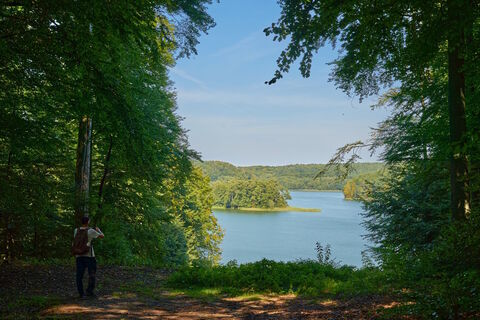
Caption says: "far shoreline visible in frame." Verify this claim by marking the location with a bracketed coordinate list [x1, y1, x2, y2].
[289, 189, 342, 192]
[212, 206, 321, 213]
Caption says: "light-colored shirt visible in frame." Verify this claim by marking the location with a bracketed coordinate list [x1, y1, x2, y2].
[73, 227, 103, 258]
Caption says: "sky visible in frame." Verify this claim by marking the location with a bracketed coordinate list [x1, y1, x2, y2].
[170, 0, 390, 166]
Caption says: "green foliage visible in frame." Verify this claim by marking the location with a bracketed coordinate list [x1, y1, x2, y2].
[168, 259, 386, 298]
[164, 167, 224, 265]
[343, 170, 386, 201]
[425, 229, 480, 318]
[265, 0, 454, 95]
[267, 0, 480, 317]
[198, 161, 384, 191]
[196, 161, 246, 181]
[315, 242, 338, 267]
[0, 1, 221, 267]
[211, 178, 290, 209]
[357, 60, 476, 317]
[377, 215, 480, 319]
[363, 165, 450, 254]
[356, 64, 477, 317]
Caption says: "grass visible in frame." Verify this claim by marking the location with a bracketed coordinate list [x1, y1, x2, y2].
[166, 288, 273, 302]
[212, 206, 321, 212]
[0, 262, 399, 320]
[113, 276, 271, 303]
[110, 259, 387, 304]
[167, 259, 387, 299]
[2, 295, 63, 319]
[166, 288, 228, 302]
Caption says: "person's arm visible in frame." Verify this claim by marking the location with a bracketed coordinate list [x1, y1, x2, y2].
[94, 227, 104, 239]
[87, 227, 104, 240]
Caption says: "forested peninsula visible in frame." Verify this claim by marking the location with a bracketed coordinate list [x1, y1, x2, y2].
[211, 178, 320, 212]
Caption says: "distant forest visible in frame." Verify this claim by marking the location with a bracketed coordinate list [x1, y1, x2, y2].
[196, 161, 384, 192]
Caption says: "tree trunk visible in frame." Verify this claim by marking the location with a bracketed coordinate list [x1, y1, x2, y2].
[98, 135, 113, 209]
[465, 0, 479, 212]
[4, 151, 12, 262]
[447, 0, 470, 221]
[74, 116, 93, 226]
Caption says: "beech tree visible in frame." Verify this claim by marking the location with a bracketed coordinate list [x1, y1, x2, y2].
[266, 2, 480, 316]
[265, 0, 479, 220]
[0, 1, 222, 264]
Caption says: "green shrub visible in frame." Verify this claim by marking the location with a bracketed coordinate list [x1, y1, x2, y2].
[372, 213, 480, 319]
[167, 259, 387, 297]
[400, 216, 480, 319]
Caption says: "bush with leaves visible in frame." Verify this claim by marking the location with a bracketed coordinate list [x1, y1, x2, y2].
[168, 259, 387, 297]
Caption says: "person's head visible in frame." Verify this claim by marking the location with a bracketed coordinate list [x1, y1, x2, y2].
[81, 216, 90, 226]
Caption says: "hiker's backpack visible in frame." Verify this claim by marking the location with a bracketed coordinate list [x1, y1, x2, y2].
[71, 228, 90, 256]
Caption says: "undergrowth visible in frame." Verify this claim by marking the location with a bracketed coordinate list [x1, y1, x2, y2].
[1, 295, 63, 319]
[167, 259, 387, 298]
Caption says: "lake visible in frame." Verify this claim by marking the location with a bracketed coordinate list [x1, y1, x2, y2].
[213, 191, 370, 267]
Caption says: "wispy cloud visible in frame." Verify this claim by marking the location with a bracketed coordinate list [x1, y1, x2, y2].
[210, 31, 277, 64]
[176, 88, 353, 110]
[169, 67, 207, 89]
[212, 32, 258, 57]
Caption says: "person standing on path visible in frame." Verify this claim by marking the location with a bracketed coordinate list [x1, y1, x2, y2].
[73, 216, 104, 298]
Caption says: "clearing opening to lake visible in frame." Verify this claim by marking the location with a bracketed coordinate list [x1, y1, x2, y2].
[213, 191, 369, 267]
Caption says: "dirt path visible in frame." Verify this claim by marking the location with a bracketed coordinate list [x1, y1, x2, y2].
[41, 293, 398, 319]
[0, 264, 402, 319]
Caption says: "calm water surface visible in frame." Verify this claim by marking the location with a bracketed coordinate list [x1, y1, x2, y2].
[213, 191, 369, 267]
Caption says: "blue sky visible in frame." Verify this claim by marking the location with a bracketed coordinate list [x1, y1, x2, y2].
[170, 0, 390, 166]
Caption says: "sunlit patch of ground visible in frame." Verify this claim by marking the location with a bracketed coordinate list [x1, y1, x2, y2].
[41, 292, 403, 319]
[1, 264, 411, 320]
[318, 299, 338, 306]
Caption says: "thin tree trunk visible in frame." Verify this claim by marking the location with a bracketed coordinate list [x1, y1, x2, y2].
[74, 116, 93, 226]
[447, 0, 470, 221]
[98, 135, 113, 209]
[3, 216, 8, 263]
[33, 222, 38, 257]
[4, 150, 12, 262]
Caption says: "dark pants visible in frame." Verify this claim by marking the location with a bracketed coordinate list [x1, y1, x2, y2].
[76, 257, 97, 296]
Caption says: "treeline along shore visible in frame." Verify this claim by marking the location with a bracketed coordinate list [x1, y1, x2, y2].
[197, 160, 384, 202]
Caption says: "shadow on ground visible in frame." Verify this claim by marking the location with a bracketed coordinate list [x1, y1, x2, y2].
[42, 293, 398, 319]
[1, 264, 401, 319]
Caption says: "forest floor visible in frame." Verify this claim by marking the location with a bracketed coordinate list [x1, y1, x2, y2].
[0, 264, 408, 319]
